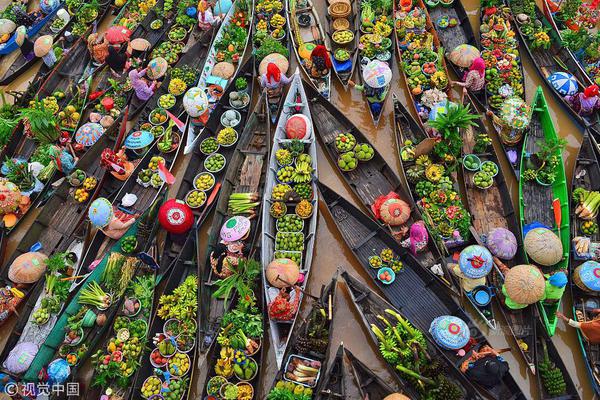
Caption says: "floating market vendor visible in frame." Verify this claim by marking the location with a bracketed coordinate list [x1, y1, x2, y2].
[460, 345, 510, 388]
[348, 60, 392, 118]
[15, 26, 34, 61]
[565, 84, 600, 117]
[498, 263, 545, 310]
[450, 245, 493, 293]
[106, 42, 129, 76]
[88, 197, 137, 240]
[87, 32, 109, 65]
[197, 0, 221, 31]
[260, 62, 292, 98]
[210, 216, 251, 278]
[129, 67, 158, 102]
[34, 35, 57, 68]
[308, 44, 331, 78]
[485, 96, 530, 152]
[541, 271, 568, 304]
[49, 145, 78, 175]
[557, 310, 600, 344]
[451, 57, 485, 102]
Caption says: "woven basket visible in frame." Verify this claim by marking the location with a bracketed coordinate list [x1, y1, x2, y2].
[328, 1, 351, 18]
[332, 18, 349, 31]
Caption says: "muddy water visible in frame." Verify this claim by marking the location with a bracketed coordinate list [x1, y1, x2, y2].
[0, 0, 592, 398]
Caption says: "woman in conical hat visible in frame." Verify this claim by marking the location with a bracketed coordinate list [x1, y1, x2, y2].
[87, 32, 109, 65]
[260, 62, 291, 100]
[566, 84, 600, 116]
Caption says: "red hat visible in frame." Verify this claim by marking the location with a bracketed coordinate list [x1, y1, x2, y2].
[266, 62, 281, 84]
[585, 84, 599, 98]
[311, 45, 332, 69]
[158, 199, 194, 234]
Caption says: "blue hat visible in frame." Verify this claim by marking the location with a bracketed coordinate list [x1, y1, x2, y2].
[549, 271, 568, 288]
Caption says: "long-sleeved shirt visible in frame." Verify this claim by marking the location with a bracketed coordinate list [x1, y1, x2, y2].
[260, 73, 292, 90]
[129, 69, 156, 102]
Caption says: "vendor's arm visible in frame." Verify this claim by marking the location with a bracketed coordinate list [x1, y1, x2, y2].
[348, 80, 364, 92]
[557, 311, 582, 328]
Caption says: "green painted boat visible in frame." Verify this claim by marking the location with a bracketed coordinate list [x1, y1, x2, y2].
[518, 86, 570, 337]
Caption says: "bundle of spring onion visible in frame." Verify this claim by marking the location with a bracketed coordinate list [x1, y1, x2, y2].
[573, 188, 600, 220]
[228, 192, 260, 217]
[78, 281, 112, 309]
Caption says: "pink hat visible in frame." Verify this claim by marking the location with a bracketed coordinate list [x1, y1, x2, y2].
[220, 216, 251, 242]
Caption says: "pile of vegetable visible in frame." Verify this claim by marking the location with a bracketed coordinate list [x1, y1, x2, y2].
[360, 0, 393, 61]
[480, 2, 525, 110]
[371, 309, 463, 399]
[32, 253, 73, 325]
[139, 275, 198, 398]
[395, 4, 448, 119]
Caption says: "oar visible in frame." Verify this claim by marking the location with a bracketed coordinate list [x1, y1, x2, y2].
[552, 198, 562, 229]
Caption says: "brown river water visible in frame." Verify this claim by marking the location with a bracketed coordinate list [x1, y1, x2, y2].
[0, 0, 591, 398]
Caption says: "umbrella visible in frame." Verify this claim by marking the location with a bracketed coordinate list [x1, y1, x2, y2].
[147, 57, 168, 79]
[183, 87, 209, 118]
[548, 72, 579, 96]
[158, 199, 193, 235]
[458, 245, 493, 279]
[0, 19, 16, 35]
[500, 97, 531, 129]
[362, 60, 392, 89]
[34, 35, 53, 57]
[75, 122, 104, 146]
[124, 130, 154, 149]
[429, 315, 470, 350]
[14, 26, 26, 47]
[503, 264, 545, 305]
[448, 44, 480, 68]
[220, 216, 251, 242]
[130, 38, 151, 52]
[88, 197, 113, 228]
[575, 261, 600, 292]
[259, 53, 289, 75]
[105, 26, 132, 44]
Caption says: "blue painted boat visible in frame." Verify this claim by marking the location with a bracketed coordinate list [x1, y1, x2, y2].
[0, 5, 61, 56]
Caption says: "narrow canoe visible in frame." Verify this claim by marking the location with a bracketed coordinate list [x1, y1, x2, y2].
[570, 130, 600, 396]
[261, 71, 318, 368]
[326, 0, 358, 90]
[198, 90, 269, 354]
[0, 5, 59, 56]
[305, 83, 459, 295]
[319, 181, 526, 399]
[316, 343, 346, 400]
[286, 0, 331, 99]
[519, 86, 570, 336]
[509, 0, 600, 135]
[346, 347, 397, 398]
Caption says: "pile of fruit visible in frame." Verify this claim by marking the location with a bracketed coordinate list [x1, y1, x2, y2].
[151, 41, 185, 65]
[276, 149, 293, 166]
[73, 176, 98, 203]
[217, 127, 238, 146]
[137, 169, 153, 186]
[335, 132, 356, 152]
[185, 189, 207, 208]
[168, 78, 187, 96]
[473, 171, 493, 189]
[194, 172, 215, 191]
[275, 231, 305, 252]
[120, 236, 137, 254]
[150, 108, 168, 125]
[271, 184, 292, 201]
[355, 143, 374, 161]
[338, 151, 357, 172]
[158, 94, 176, 109]
[369, 247, 403, 273]
[168, 352, 190, 376]
[170, 65, 199, 86]
[200, 137, 219, 154]
[58, 105, 81, 130]
[205, 153, 226, 173]
[168, 26, 187, 42]
[296, 199, 313, 219]
[277, 214, 303, 232]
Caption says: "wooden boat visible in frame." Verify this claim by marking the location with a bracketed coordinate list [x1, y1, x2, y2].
[478, 1, 527, 180]
[394, 0, 452, 131]
[519, 86, 570, 337]
[319, 182, 526, 399]
[342, 268, 482, 399]
[130, 231, 199, 400]
[164, 57, 256, 238]
[198, 90, 269, 352]
[306, 83, 458, 295]
[316, 343, 345, 400]
[356, 0, 393, 126]
[260, 71, 318, 368]
[326, 0, 358, 89]
[541, 0, 599, 86]
[0, 4, 59, 56]
[19, 196, 165, 383]
[251, 0, 292, 123]
[569, 131, 600, 396]
[0, 40, 93, 238]
[266, 273, 338, 396]
[187, 0, 254, 149]
[422, 0, 484, 108]
[0, 0, 114, 85]
[346, 347, 396, 398]
[509, 0, 600, 134]
[286, 0, 331, 99]
[0, 103, 130, 333]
